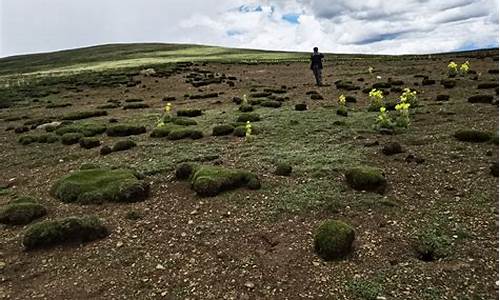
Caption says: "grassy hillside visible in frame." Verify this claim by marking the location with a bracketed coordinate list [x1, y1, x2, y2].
[1, 42, 497, 78]
[0, 43, 311, 77]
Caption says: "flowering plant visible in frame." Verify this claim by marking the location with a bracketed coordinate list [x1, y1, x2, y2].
[400, 88, 417, 107]
[448, 61, 458, 77]
[375, 107, 394, 130]
[395, 102, 410, 128]
[459, 61, 470, 75]
[368, 89, 384, 111]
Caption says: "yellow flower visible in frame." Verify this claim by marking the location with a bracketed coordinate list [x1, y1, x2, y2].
[380, 107, 386, 113]
[245, 121, 252, 137]
[338, 94, 346, 106]
[164, 103, 172, 113]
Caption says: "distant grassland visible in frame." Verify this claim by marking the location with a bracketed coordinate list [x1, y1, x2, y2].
[0, 44, 310, 78]
[0, 43, 497, 82]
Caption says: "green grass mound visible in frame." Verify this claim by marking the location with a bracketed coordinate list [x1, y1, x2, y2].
[239, 104, 254, 112]
[175, 163, 196, 180]
[51, 168, 150, 204]
[345, 167, 387, 193]
[150, 126, 173, 138]
[55, 123, 107, 137]
[177, 109, 202, 117]
[468, 95, 494, 104]
[314, 220, 355, 260]
[171, 117, 197, 126]
[61, 110, 107, 121]
[233, 126, 247, 137]
[454, 130, 493, 143]
[237, 113, 261, 123]
[295, 103, 307, 111]
[0, 202, 47, 225]
[18, 134, 59, 145]
[22, 216, 109, 250]
[61, 133, 84, 145]
[100, 146, 113, 156]
[176, 164, 261, 197]
[260, 100, 282, 108]
[106, 124, 146, 137]
[123, 103, 150, 110]
[212, 124, 234, 136]
[79, 137, 101, 149]
[274, 162, 292, 176]
[168, 128, 203, 140]
[111, 140, 136, 152]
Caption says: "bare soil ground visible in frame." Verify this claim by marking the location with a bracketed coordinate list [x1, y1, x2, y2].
[0, 49, 498, 299]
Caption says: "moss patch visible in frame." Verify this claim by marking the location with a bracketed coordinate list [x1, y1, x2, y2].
[61, 110, 107, 121]
[274, 162, 292, 176]
[181, 165, 261, 197]
[345, 167, 387, 193]
[106, 125, 147, 137]
[177, 109, 202, 117]
[23, 216, 109, 250]
[0, 202, 47, 225]
[454, 130, 493, 143]
[111, 140, 137, 152]
[212, 124, 235, 136]
[61, 133, 84, 145]
[79, 137, 101, 149]
[314, 220, 355, 260]
[237, 113, 261, 123]
[55, 123, 107, 137]
[18, 134, 59, 145]
[51, 168, 150, 204]
[168, 128, 203, 140]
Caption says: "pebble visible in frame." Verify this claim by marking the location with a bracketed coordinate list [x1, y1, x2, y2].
[244, 281, 255, 289]
[156, 264, 165, 270]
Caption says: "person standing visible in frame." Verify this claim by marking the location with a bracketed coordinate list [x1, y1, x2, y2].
[310, 47, 324, 86]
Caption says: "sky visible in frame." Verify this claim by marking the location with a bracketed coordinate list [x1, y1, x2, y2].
[0, 0, 499, 57]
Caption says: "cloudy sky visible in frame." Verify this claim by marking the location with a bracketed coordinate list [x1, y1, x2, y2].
[1, 0, 499, 57]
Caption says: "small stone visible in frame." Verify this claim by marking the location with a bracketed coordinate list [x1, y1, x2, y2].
[156, 264, 165, 270]
[244, 281, 255, 289]
[116, 241, 124, 248]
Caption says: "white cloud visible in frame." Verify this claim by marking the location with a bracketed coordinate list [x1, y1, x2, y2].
[0, 0, 498, 57]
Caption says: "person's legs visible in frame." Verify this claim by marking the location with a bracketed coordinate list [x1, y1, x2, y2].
[312, 66, 321, 86]
[317, 68, 322, 86]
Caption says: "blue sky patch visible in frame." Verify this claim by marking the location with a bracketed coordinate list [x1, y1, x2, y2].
[282, 13, 300, 24]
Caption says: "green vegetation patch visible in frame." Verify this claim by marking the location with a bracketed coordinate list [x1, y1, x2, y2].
[168, 128, 203, 140]
[236, 113, 261, 123]
[18, 134, 59, 145]
[212, 124, 235, 136]
[345, 167, 387, 193]
[23, 216, 109, 250]
[61, 132, 84, 145]
[61, 110, 107, 121]
[454, 130, 493, 143]
[0, 202, 47, 225]
[177, 109, 202, 117]
[106, 124, 147, 137]
[55, 122, 107, 137]
[314, 219, 355, 260]
[51, 168, 150, 204]
[176, 164, 261, 197]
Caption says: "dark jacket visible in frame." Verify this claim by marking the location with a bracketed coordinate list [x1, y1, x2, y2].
[310, 53, 324, 70]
